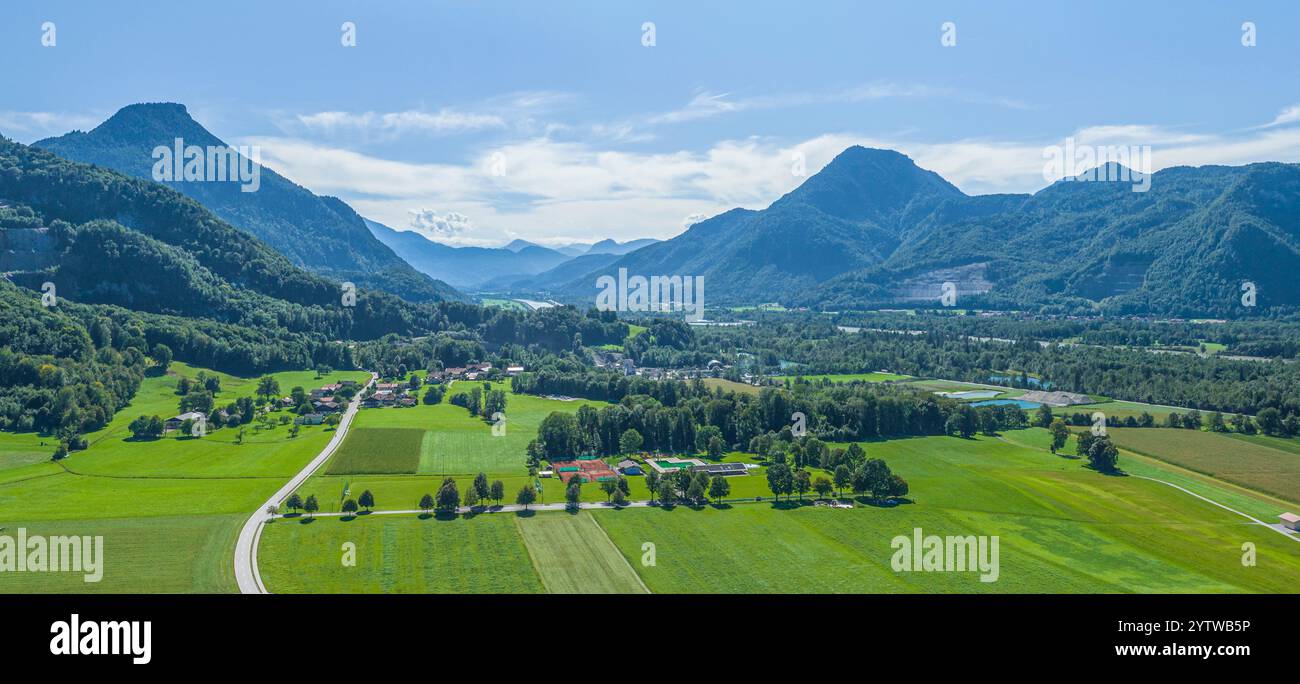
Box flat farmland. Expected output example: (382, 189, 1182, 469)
(259, 511, 544, 593)
(258, 432, 1300, 594)
(515, 512, 648, 593)
(776, 372, 912, 384)
(1106, 428, 1300, 505)
(0, 514, 243, 593)
(347, 381, 605, 477)
(326, 427, 423, 475)
(0, 364, 369, 593)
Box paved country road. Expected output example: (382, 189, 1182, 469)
(233, 372, 376, 594)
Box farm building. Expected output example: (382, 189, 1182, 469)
(1280, 512, 1300, 532)
(164, 411, 206, 432)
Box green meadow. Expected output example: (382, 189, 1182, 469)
(1106, 427, 1300, 505)
(776, 372, 912, 384)
(0, 363, 369, 593)
(257, 431, 1300, 594)
(260, 511, 543, 594)
(326, 427, 424, 475)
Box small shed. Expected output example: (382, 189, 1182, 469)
(1280, 512, 1300, 532)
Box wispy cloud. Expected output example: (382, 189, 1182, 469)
(296, 109, 505, 137)
(0, 110, 102, 142)
(1255, 104, 1300, 129)
(646, 83, 1022, 126)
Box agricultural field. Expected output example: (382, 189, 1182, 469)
(515, 512, 648, 593)
(700, 377, 760, 395)
(0, 363, 369, 593)
(292, 381, 611, 511)
(259, 511, 544, 593)
(325, 427, 424, 475)
(256, 431, 1300, 593)
(478, 298, 527, 311)
(1105, 428, 1300, 505)
(775, 372, 913, 383)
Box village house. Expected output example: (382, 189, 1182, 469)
(164, 411, 206, 432)
(310, 384, 341, 400)
(295, 413, 325, 426)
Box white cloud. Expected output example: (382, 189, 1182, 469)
(407, 209, 474, 240)
(0, 110, 102, 142)
(645, 83, 1018, 126)
(1257, 104, 1300, 129)
(240, 118, 1300, 247)
(296, 109, 505, 138)
(681, 213, 708, 230)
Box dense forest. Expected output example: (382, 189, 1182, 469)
(0, 280, 145, 436)
(620, 316, 1300, 417)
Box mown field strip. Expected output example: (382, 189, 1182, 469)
(516, 512, 650, 594)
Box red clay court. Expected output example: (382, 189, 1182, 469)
(551, 459, 618, 484)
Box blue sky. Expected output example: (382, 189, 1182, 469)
(4, 1, 1300, 246)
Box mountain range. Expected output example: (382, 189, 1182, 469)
(370, 223, 660, 291)
(33, 103, 461, 302)
(11, 102, 1299, 318)
(542, 146, 1300, 317)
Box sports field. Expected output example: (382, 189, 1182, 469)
(0, 363, 370, 593)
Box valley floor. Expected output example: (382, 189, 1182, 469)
(258, 430, 1300, 594)
(3, 366, 1299, 594)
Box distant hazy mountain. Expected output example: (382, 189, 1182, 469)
(34, 103, 460, 302)
(552, 243, 592, 257)
(503, 238, 545, 252)
(367, 220, 571, 290)
(502, 237, 656, 257)
(550, 146, 1300, 316)
(479, 251, 623, 292)
(585, 238, 659, 255)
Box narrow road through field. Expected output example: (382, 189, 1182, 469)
(996, 435, 1300, 543)
(275, 499, 657, 519)
(1133, 475, 1300, 543)
(233, 372, 376, 594)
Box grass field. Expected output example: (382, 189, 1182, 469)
(326, 428, 423, 475)
(256, 431, 1300, 593)
(339, 381, 604, 477)
(776, 372, 912, 384)
(1106, 428, 1300, 505)
(259, 512, 544, 593)
(515, 512, 648, 593)
(0, 363, 370, 593)
(701, 377, 760, 395)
